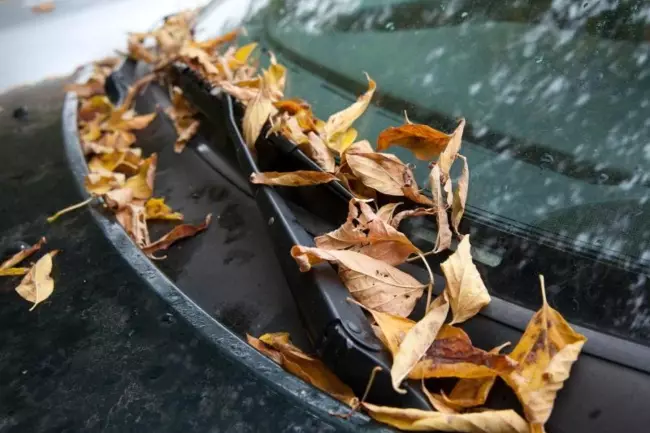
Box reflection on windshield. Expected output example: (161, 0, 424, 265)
(200, 0, 650, 346)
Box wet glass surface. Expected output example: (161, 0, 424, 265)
(199, 0, 650, 346)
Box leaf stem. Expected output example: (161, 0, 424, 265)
(416, 251, 435, 311)
(47, 197, 93, 223)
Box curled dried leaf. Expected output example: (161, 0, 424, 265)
(247, 333, 358, 407)
(250, 171, 338, 187)
(362, 403, 529, 433)
(439, 119, 466, 180)
(430, 163, 453, 253)
(452, 155, 469, 235)
(440, 235, 490, 325)
(345, 152, 411, 197)
(291, 246, 425, 317)
(0, 237, 46, 272)
(143, 214, 211, 257)
(377, 123, 452, 161)
(15, 251, 59, 311)
(84, 172, 126, 195)
(116, 204, 150, 248)
(124, 154, 157, 200)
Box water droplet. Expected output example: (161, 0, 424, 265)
(540, 153, 554, 164)
(598, 172, 609, 184)
(385, 22, 395, 31)
(461, 12, 468, 18)
(535, 56, 544, 64)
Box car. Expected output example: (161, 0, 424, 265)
(1, 0, 650, 432)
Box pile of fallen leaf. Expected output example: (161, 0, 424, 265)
(3, 9, 589, 432)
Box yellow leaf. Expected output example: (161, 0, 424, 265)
(439, 119, 466, 180)
(359, 303, 415, 356)
(88, 148, 142, 175)
(376, 202, 401, 224)
(430, 163, 453, 253)
(143, 214, 211, 258)
(421, 381, 460, 414)
(451, 155, 469, 235)
(290, 246, 425, 317)
(391, 295, 449, 393)
(233, 42, 258, 65)
(377, 123, 452, 161)
(249, 171, 338, 187)
(324, 73, 376, 145)
(0, 268, 30, 277)
(0, 237, 46, 271)
(15, 251, 58, 311)
(440, 235, 491, 324)
(328, 127, 358, 155)
(84, 172, 126, 195)
(103, 188, 134, 211)
(247, 333, 358, 407)
(345, 152, 412, 197)
(145, 198, 184, 221)
(362, 403, 529, 433)
(124, 154, 157, 200)
(174, 118, 200, 153)
(409, 325, 516, 380)
(504, 276, 587, 426)
(242, 86, 276, 148)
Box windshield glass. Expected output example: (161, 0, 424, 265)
(198, 0, 650, 346)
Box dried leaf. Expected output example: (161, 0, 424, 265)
(301, 132, 336, 173)
(439, 342, 511, 410)
(504, 276, 586, 427)
(84, 172, 126, 195)
(452, 155, 469, 235)
(391, 295, 449, 393)
(439, 119, 466, 180)
(65, 81, 105, 98)
(357, 302, 415, 356)
(377, 123, 452, 161)
(0, 238, 46, 271)
(15, 251, 58, 311)
(145, 198, 184, 221)
(124, 154, 157, 200)
(429, 163, 453, 253)
(328, 127, 359, 155)
(179, 43, 221, 76)
(409, 325, 516, 380)
(195, 29, 239, 52)
(250, 171, 337, 187)
(247, 333, 358, 407)
(103, 188, 134, 211)
(116, 204, 150, 248)
(174, 118, 200, 153)
(128, 33, 157, 63)
(315, 200, 419, 266)
(376, 202, 401, 225)
(87, 148, 142, 175)
(362, 403, 528, 433)
(391, 207, 434, 230)
(324, 73, 375, 146)
(345, 152, 411, 197)
(291, 246, 425, 317)
(143, 214, 211, 257)
(242, 85, 276, 148)
(421, 381, 459, 414)
(440, 236, 490, 325)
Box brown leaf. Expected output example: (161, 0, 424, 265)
(179, 43, 221, 76)
(391, 295, 449, 393)
(324, 73, 376, 146)
(376, 202, 401, 225)
(142, 214, 211, 257)
(174, 118, 200, 153)
(391, 207, 434, 230)
(451, 155, 469, 235)
(247, 333, 358, 407)
(124, 154, 157, 200)
(0, 237, 46, 272)
(145, 198, 184, 221)
(15, 251, 58, 311)
(128, 33, 157, 63)
(421, 381, 460, 414)
(377, 123, 452, 161)
(440, 235, 490, 324)
(503, 276, 587, 427)
(249, 171, 338, 187)
(290, 246, 425, 317)
(409, 325, 517, 380)
(315, 200, 419, 266)
(345, 152, 411, 197)
(430, 163, 453, 253)
(116, 204, 150, 248)
(362, 403, 529, 433)
(65, 81, 105, 98)
(195, 29, 239, 53)
(103, 188, 134, 211)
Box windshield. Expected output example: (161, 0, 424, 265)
(198, 0, 650, 347)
